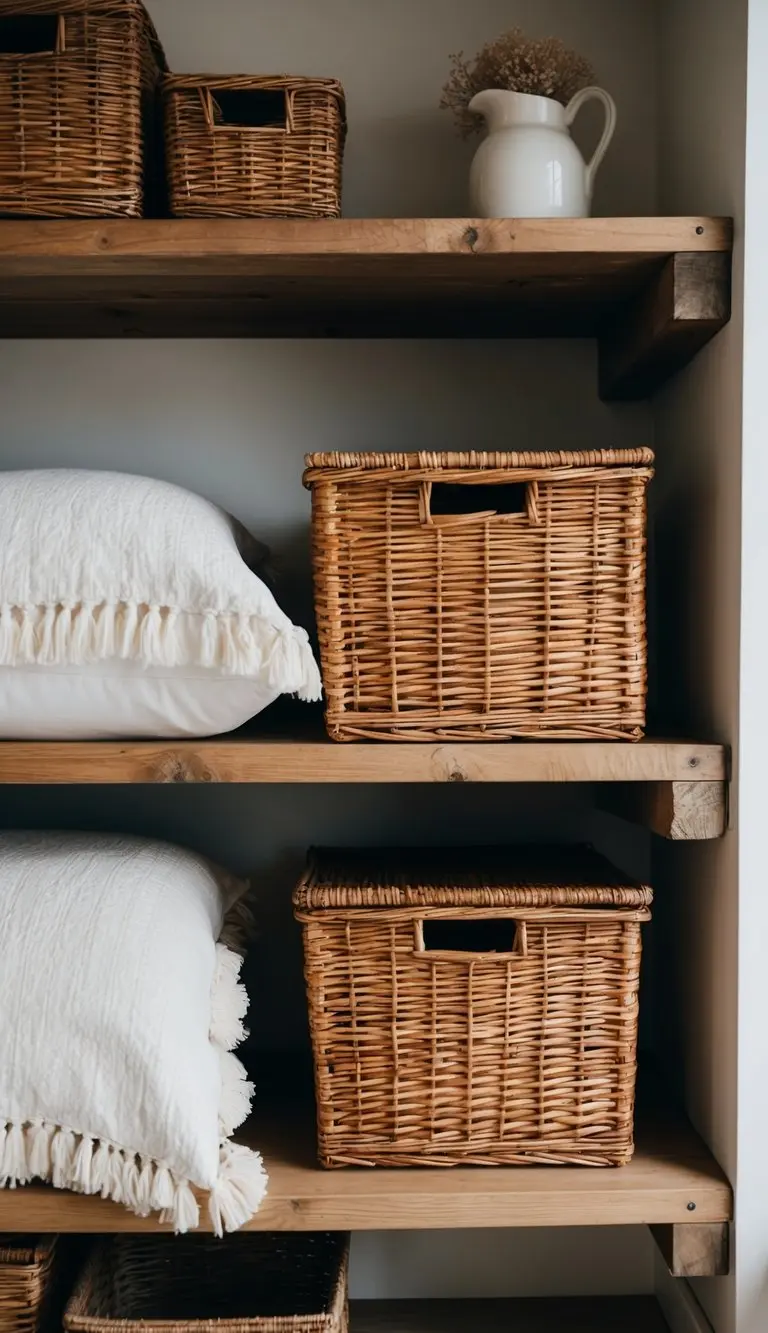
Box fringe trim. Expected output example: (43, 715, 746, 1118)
(0, 867, 266, 1234)
(0, 602, 322, 701)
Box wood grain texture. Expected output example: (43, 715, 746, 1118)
(650, 1223, 730, 1278)
(598, 252, 731, 400)
(0, 738, 727, 785)
(0, 1100, 732, 1232)
(595, 781, 727, 840)
(0, 219, 732, 395)
(351, 1298, 672, 1333)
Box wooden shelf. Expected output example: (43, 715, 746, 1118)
(0, 731, 728, 839)
(0, 216, 731, 398)
(0, 735, 725, 785)
(0, 1097, 731, 1233)
(351, 1298, 672, 1333)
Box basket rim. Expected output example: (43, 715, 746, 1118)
(304, 448, 654, 479)
(163, 72, 345, 95)
(294, 845, 653, 911)
(0, 1235, 57, 1265)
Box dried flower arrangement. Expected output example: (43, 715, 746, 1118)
(441, 28, 594, 137)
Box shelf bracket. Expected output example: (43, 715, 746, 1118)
(594, 780, 727, 840)
(598, 251, 731, 400)
(650, 1223, 730, 1278)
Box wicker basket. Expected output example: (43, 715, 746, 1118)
(295, 847, 652, 1168)
(64, 1234, 350, 1333)
(0, 0, 167, 218)
(163, 75, 346, 218)
(304, 449, 654, 741)
(0, 1237, 62, 1333)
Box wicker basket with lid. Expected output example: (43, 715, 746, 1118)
(304, 448, 654, 741)
(295, 846, 652, 1168)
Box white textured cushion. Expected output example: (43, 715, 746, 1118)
(0, 832, 267, 1233)
(0, 469, 321, 737)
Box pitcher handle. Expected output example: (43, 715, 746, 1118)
(564, 86, 617, 199)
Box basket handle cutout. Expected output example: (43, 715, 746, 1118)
(200, 86, 293, 133)
(415, 917, 528, 961)
(420, 479, 541, 527)
(0, 13, 65, 55)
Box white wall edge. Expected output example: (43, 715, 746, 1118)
(655, 1255, 716, 1333)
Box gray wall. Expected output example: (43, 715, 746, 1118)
(0, 0, 660, 1300)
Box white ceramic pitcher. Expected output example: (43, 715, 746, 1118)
(467, 87, 616, 218)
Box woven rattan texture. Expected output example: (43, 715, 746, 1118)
(163, 75, 346, 218)
(0, 1237, 58, 1333)
(0, 0, 166, 217)
(64, 1234, 350, 1333)
(296, 848, 651, 1168)
(304, 449, 653, 741)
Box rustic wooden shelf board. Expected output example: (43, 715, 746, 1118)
(0, 736, 727, 788)
(0, 1099, 732, 1232)
(351, 1298, 672, 1333)
(0, 217, 731, 397)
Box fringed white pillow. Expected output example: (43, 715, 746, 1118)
(0, 469, 321, 738)
(0, 831, 267, 1234)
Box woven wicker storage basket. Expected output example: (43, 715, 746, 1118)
(64, 1234, 350, 1333)
(0, 0, 166, 218)
(163, 75, 346, 218)
(0, 1237, 62, 1333)
(304, 449, 654, 741)
(295, 847, 652, 1168)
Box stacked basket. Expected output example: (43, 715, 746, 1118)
(0, 0, 346, 217)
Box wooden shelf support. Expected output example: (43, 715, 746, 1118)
(595, 780, 727, 840)
(598, 250, 731, 400)
(650, 1222, 730, 1278)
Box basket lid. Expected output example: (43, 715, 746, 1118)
(303, 448, 655, 487)
(294, 846, 653, 911)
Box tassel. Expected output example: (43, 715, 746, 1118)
(150, 1162, 175, 1212)
(95, 603, 116, 659)
(200, 612, 218, 668)
(0, 606, 18, 664)
(266, 626, 323, 701)
(2, 1121, 30, 1186)
(133, 1156, 154, 1217)
(122, 1153, 141, 1210)
(91, 1139, 111, 1195)
(218, 1049, 254, 1137)
(118, 602, 139, 659)
(17, 607, 36, 663)
(161, 608, 179, 666)
(210, 943, 249, 1050)
(53, 603, 73, 664)
(163, 1179, 199, 1235)
(71, 1135, 93, 1193)
(27, 1120, 53, 1178)
(37, 605, 57, 663)
(50, 1127, 76, 1189)
(107, 1144, 125, 1204)
(217, 616, 239, 674)
(138, 605, 163, 667)
(0, 1125, 7, 1185)
(70, 603, 93, 662)
(208, 1142, 267, 1237)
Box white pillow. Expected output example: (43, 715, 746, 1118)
(0, 469, 321, 738)
(0, 831, 267, 1234)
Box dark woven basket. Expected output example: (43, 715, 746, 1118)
(163, 74, 346, 218)
(64, 1234, 350, 1333)
(0, 1237, 63, 1333)
(0, 0, 167, 217)
(295, 846, 652, 1169)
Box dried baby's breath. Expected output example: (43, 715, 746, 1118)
(441, 28, 594, 137)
